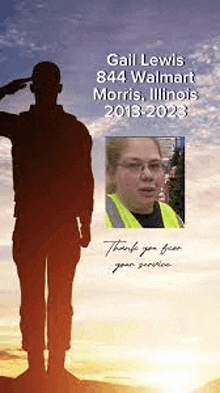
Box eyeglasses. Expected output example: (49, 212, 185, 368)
(118, 160, 164, 174)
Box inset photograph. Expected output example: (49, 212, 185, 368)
(105, 136, 185, 228)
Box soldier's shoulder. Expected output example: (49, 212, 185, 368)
(63, 110, 91, 137)
(18, 109, 33, 119)
(0, 111, 19, 119)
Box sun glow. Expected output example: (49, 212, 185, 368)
(134, 370, 198, 393)
(157, 370, 195, 393)
(129, 351, 209, 393)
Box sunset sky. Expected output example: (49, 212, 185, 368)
(1, 1, 220, 392)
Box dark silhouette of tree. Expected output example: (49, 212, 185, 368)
(168, 144, 185, 222)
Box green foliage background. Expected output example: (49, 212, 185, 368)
(168, 144, 185, 222)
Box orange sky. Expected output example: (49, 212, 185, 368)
(1, 143, 220, 393)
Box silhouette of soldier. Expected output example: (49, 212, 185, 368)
(0, 62, 94, 389)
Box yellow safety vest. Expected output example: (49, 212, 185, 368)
(105, 193, 183, 229)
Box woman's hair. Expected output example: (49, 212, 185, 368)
(106, 137, 162, 194)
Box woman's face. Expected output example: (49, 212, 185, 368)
(113, 138, 164, 213)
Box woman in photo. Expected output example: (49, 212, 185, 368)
(105, 137, 183, 228)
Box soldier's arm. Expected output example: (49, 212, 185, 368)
(0, 78, 32, 101)
(79, 131, 94, 248)
(0, 78, 32, 137)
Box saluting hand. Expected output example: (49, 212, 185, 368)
(0, 77, 32, 96)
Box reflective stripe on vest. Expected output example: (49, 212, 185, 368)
(105, 193, 182, 229)
(105, 195, 125, 228)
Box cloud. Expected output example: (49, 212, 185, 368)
(0, 138, 13, 194)
(190, 36, 220, 66)
(86, 116, 130, 138)
(0, 25, 58, 53)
